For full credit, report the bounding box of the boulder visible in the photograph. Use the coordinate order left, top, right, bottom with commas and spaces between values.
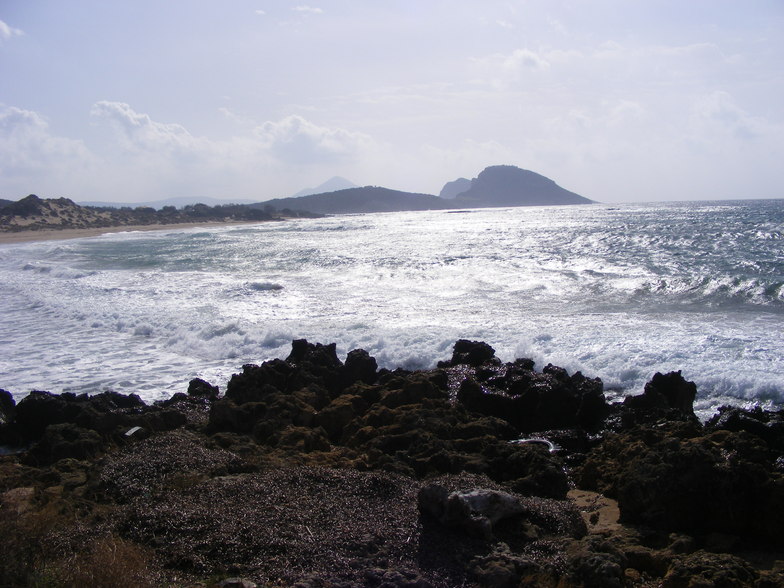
707, 406, 784, 451
342, 348, 378, 385
578, 425, 784, 545
622, 371, 697, 422
457, 365, 607, 433
418, 485, 526, 540
14, 391, 80, 439
22, 423, 103, 465
662, 551, 759, 587
0, 389, 15, 425
442, 340, 498, 367
188, 378, 220, 400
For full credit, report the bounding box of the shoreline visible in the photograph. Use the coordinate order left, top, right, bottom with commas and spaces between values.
0, 220, 269, 245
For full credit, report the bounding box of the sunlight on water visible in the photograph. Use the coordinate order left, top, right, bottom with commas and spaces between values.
1, 200, 782, 417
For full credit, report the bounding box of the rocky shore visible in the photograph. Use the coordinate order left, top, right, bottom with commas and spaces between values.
1, 340, 782, 587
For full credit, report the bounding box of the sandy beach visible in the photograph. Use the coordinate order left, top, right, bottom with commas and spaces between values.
0, 220, 267, 245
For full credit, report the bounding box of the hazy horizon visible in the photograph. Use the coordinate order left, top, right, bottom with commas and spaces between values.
1, 1, 783, 204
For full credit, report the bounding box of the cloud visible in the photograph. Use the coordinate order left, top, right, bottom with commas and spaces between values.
292, 6, 323, 15
0, 105, 95, 196
0, 19, 23, 41
90, 101, 207, 154
255, 114, 371, 164
470, 48, 550, 88
0, 20, 24, 41
254, 10, 266, 16
690, 91, 768, 141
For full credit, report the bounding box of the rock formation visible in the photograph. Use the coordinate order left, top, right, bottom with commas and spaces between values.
0, 340, 781, 587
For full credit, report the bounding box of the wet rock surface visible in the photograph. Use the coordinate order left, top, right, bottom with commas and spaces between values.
1, 339, 782, 586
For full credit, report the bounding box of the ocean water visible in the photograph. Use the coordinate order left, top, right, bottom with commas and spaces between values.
1, 200, 782, 420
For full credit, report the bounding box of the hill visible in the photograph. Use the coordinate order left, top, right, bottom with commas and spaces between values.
291, 176, 358, 198
254, 186, 448, 215
0, 195, 282, 233
449, 165, 593, 207
256, 165, 592, 215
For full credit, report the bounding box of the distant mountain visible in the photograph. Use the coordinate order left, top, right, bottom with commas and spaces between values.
449, 165, 593, 207
254, 165, 592, 216
439, 177, 471, 199
291, 176, 358, 198
255, 186, 446, 215
77, 195, 256, 209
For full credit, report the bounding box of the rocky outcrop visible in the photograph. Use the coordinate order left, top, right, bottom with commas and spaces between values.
577, 422, 784, 546
1, 339, 782, 587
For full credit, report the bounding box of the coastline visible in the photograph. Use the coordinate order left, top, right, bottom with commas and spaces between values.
0, 220, 268, 245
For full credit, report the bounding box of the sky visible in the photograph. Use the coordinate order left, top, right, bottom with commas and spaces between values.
1, 1, 783, 204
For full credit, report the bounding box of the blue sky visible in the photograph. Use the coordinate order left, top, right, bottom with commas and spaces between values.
1, 1, 783, 203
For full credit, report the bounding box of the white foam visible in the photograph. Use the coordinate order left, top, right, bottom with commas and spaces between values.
0, 203, 781, 417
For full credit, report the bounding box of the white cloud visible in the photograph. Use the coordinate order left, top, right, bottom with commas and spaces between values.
0, 105, 95, 196
0, 19, 23, 41
504, 48, 550, 71
470, 48, 550, 89
690, 91, 767, 140
90, 101, 208, 154
292, 6, 323, 15
254, 10, 266, 16
255, 114, 371, 164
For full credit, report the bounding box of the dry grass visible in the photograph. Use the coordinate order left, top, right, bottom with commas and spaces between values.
42, 535, 157, 588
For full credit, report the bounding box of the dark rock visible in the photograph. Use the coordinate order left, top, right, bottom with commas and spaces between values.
14, 390, 80, 439
578, 425, 784, 545
570, 550, 625, 588
0, 389, 15, 424
88, 390, 146, 410
315, 395, 367, 442
343, 348, 378, 385
469, 543, 540, 587
22, 423, 103, 465
187, 378, 219, 400
208, 399, 267, 434
446, 340, 498, 367
418, 485, 526, 540
379, 373, 449, 409
224, 360, 298, 404
622, 371, 697, 422
457, 365, 607, 433
707, 406, 784, 451
286, 339, 341, 369
662, 551, 759, 587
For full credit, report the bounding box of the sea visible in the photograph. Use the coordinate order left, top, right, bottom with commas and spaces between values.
1, 200, 782, 420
